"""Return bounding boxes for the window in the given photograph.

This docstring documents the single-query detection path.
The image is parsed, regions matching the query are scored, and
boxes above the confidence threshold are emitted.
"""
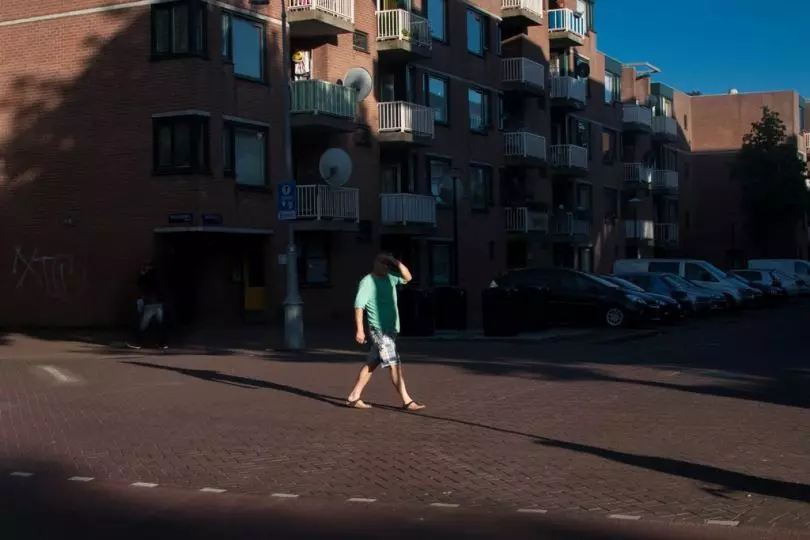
[495,23,502,55]
[683,113,688,131]
[468,88,490,131]
[223,122,268,187]
[685,263,717,282]
[427,0,446,41]
[222,12,265,81]
[466,9,485,55]
[428,158,451,205]
[296,235,330,285]
[603,187,618,219]
[425,74,448,124]
[575,55,590,98]
[584,0,595,33]
[601,128,617,163]
[654,96,673,118]
[353,30,369,52]
[649,261,680,274]
[151,1,207,58]
[604,72,620,104]
[469,166,493,210]
[497,94,504,130]
[429,243,453,286]
[576,183,592,212]
[153,115,209,174]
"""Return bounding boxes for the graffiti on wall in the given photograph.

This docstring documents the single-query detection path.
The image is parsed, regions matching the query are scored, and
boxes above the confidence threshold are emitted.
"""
[11,246,87,300]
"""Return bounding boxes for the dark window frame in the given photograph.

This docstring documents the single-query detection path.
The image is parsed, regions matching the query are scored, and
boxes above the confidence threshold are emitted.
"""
[150,0,208,60]
[424,73,450,125]
[221,9,267,83]
[352,30,369,52]
[466,8,488,56]
[296,234,332,287]
[469,164,494,211]
[585,0,595,33]
[426,0,447,43]
[601,127,617,164]
[223,120,270,190]
[428,241,455,286]
[468,86,491,133]
[427,155,453,208]
[604,71,620,104]
[152,114,210,176]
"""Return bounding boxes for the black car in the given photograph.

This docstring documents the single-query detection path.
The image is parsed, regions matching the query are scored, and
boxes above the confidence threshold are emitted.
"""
[615,271,718,315]
[603,275,684,322]
[729,270,788,303]
[493,267,660,328]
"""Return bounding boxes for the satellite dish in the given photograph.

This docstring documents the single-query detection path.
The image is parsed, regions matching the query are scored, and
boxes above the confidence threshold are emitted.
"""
[343,67,373,102]
[319,148,353,187]
[728,88,739,95]
[647,94,659,107]
[575,62,590,79]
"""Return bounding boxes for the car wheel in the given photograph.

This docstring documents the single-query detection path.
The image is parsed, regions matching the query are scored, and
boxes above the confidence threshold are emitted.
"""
[605,307,626,328]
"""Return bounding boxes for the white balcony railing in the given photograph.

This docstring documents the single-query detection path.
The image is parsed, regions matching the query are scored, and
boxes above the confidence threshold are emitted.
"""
[506,207,548,233]
[652,170,679,192]
[547,8,586,37]
[623,104,653,129]
[296,185,359,221]
[624,163,652,184]
[501,0,543,19]
[654,223,679,244]
[501,57,545,90]
[376,9,431,49]
[504,132,547,161]
[652,116,678,138]
[290,80,356,119]
[550,74,587,104]
[625,220,655,240]
[287,0,354,22]
[551,213,590,236]
[380,193,436,225]
[550,144,588,170]
[377,101,434,137]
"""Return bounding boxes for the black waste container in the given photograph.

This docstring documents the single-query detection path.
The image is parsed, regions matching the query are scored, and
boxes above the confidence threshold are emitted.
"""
[481,287,519,336]
[433,286,468,331]
[513,286,550,332]
[398,286,435,337]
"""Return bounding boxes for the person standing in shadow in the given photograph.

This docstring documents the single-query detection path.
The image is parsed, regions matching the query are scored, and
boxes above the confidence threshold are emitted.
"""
[127,261,168,350]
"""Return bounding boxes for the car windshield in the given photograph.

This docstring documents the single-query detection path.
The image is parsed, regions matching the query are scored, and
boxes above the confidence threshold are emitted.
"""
[662,274,692,289]
[771,269,793,280]
[608,276,645,292]
[726,273,749,284]
[587,274,620,289]
[701,262,728,280]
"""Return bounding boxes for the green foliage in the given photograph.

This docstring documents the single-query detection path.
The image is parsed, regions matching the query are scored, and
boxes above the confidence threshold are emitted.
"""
[686,90,703,96]
[735,106,808,253]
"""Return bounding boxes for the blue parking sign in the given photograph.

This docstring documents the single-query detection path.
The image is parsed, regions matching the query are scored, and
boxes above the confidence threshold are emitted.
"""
[277,180,297,221]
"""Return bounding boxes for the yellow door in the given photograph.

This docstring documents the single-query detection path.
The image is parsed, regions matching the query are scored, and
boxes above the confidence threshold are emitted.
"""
[243,250,266,313]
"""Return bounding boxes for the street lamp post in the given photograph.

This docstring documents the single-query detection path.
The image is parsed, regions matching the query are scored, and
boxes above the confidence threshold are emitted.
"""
[450,168,461,285]
[280,1,304,349]
[628,196,641,259]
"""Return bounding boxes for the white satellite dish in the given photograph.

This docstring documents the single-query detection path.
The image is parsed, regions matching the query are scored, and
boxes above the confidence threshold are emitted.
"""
[319,148,353,187]
[647,94,659,107]
[342,67,373,102]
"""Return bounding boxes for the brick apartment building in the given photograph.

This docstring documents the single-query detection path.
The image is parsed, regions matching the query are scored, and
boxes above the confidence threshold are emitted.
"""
[1,0,807,329]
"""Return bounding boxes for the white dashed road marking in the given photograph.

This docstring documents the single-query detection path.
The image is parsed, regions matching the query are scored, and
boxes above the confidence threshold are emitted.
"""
[10,472,33,477]
[39,365,80,384]
[130,482,158,488]
[68,476,94,482]
[517,508,547,514]
[706,520,739,527]
[347,498,376,503]
[430,503,460,508]
[609,514,641,521]
[200,487,227,493]
[271,493,299,499]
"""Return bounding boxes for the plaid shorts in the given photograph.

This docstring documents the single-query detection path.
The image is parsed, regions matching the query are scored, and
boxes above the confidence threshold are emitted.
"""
[367,328,400,368]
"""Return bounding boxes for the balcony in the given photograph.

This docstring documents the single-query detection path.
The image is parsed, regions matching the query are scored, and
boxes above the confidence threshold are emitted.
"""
[624,163,652,187]
[654,223,679,246]
[377,101,434,145]
[295,185,359,231]
[502,57,545,97]
[549,74,586,109]
[652,170,679,194]
[376,9,431,59]
[804,132,810,153]
[380,193,437,231]
[550,144,588,176]
[506,207,549,234]
[287,0,354,36]
[504,131,547,167]
[624,220,655,244]
[652,116,678,141]
[550,212,591,241]
[623,104,652,133]
[500,0,543,27]
[290,80,357,133]
[547,9,586,47]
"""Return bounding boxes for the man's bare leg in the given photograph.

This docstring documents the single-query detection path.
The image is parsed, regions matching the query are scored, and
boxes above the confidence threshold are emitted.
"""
[390,364,425,411]
[346,362,377,408]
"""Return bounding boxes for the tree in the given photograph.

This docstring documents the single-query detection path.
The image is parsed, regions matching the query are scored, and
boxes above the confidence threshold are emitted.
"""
[735,106,809,256]
[687,90,703,96]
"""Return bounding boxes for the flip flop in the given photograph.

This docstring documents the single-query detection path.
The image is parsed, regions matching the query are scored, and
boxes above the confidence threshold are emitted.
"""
[402,401,426,412]
[346,399,372,409]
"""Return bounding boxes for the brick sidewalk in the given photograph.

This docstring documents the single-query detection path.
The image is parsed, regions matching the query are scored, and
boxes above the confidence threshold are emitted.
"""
[0,305,808,531]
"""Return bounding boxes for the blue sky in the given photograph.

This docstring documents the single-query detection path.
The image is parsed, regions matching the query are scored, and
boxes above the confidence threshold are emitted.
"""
[596,0,809,97]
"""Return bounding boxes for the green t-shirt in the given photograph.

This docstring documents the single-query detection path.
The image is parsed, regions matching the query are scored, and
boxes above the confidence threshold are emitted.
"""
[354,272,406,333]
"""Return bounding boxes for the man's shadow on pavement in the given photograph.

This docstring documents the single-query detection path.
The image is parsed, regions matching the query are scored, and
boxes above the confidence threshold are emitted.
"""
[124,360,810,506]
[123,361,346,408]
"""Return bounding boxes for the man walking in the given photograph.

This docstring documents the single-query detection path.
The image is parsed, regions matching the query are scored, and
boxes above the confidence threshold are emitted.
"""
[346,254,425,411]
[127,261,168,350]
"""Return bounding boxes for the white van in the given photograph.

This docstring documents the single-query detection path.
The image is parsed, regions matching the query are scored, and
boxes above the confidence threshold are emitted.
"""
[613,259,749,304]
[748,259,810,279]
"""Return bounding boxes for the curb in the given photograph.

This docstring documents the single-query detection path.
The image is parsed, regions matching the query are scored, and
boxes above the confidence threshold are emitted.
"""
[589,329,661,344]
[399,330,595,345]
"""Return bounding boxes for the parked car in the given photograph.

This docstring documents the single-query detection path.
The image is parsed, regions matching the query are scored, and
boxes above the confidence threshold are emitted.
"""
[771,269,810,296]
[727,271,784,305]
[615,271,716,315]
[492,267,660,328]
[602,275,684,322]
[748,259,810,281]
[612,258,752,307]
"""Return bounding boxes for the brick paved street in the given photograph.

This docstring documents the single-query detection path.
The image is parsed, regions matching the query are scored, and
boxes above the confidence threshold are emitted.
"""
[0,303,809,537]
